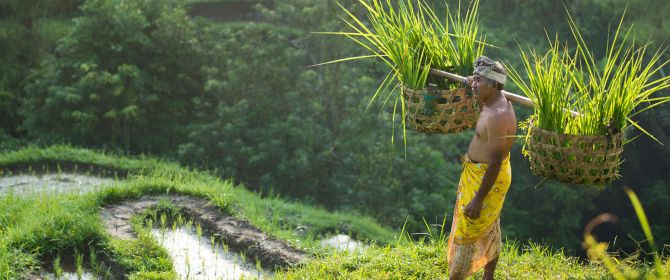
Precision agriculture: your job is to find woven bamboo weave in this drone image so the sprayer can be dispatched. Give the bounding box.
[402,86,480,134]
[526,125,623,185]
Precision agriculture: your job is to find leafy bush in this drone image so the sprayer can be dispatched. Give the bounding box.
[22,0,210,154]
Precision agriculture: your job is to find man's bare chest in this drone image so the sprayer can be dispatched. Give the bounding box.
[474,112,490,141]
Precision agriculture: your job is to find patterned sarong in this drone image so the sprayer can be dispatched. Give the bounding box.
[447,153,512,278]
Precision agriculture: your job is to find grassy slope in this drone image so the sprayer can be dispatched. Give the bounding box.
[0,146,667,279]
[276,241,609,279]
[1,3,668,278]
[0,145,394,279]
[0,13,667,279]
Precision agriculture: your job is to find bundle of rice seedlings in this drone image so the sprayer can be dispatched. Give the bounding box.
[507,10,670,185]
[316,0,487,138]
[422,0,485,89]
[507,37,578,134]
[568,11,670,139]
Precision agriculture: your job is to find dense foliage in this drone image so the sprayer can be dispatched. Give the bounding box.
[21,0,212,153]
[1,0,669,259]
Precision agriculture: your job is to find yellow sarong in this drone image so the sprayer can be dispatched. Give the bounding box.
[447,153,512,278]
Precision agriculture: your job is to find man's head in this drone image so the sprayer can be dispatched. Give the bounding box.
[471,56,507,102]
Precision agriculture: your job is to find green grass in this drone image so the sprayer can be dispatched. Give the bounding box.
[320,0,486,91]
[507,36,577,134]
[277,237,670,279]
[275,239,614,279]
[508,10,670,140]
[0,145,667,279]
[567,10,670,140]
[314,0,487,148]
[0,145,396,278]
[422,0,486,83]
[0,145,164,174]
[108,225,175,278]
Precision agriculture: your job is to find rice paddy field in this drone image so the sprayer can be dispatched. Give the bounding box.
[2,1,670,279]
[0,145,668,279]
[0,145,393,279]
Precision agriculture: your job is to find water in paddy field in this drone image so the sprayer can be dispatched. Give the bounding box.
[319,234,365,252]
[42,271,97,280]
[41,257,97,280]
[151,227,270,280]
[0,173,117,196]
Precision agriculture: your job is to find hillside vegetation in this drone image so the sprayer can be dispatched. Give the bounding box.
[0,146,667,279]
[1,1,670,278]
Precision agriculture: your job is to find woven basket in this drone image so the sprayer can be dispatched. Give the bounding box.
[402,85,480,134]
[525,125,624,185]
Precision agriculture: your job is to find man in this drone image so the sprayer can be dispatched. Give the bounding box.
[447,56,516,280]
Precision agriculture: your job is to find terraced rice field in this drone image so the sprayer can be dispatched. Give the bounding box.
[0,146,385,279]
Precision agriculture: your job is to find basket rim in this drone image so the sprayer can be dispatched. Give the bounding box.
[401,85,468,91]
[528,121,624,140]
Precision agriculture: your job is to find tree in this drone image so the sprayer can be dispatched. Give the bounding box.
[22,0,210,154]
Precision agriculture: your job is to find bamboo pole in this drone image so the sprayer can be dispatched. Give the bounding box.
[429,68,581,117]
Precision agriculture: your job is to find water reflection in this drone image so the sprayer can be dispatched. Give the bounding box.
[0,174,116,196]
[150,227,269,280]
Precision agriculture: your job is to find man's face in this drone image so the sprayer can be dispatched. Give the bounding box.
[471,74,495,100]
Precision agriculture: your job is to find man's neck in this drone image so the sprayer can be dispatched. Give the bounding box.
[482,91,503,108]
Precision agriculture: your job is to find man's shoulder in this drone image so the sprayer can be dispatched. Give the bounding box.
[484,103,515,130]
[485,105,514,122]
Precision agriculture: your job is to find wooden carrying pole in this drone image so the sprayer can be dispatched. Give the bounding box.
[429,68,581,117]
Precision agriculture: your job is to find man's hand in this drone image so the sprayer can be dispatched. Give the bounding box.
[464,197,483,219]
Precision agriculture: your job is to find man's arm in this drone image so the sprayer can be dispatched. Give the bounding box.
[464,113,510,219]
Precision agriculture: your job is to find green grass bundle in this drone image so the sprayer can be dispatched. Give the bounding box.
[567,11,670,139]
[507,37,578,134]
[422,0,485,89]
[507,11,670,185]
[316,0,486,140]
